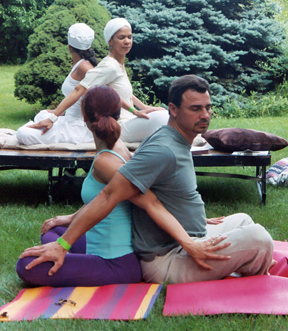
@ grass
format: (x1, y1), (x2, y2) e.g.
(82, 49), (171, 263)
(1, 65), (288, 330)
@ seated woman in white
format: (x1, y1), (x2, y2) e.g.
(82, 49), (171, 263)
(18, 18), (169, 144)
(17, 23), (97, 145)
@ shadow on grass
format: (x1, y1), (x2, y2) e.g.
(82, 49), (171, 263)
(0, 170), (83, 205)
(5, 107), (39, 124)
(9, 112), (35, 123)
(197, 176), (258, 205)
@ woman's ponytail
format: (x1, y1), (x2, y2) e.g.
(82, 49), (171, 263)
(81, 85), (122, 149)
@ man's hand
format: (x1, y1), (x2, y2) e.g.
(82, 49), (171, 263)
(19, 241), (67, 276)
(185, 235), (231, 270)
(28, 119), (53, 134)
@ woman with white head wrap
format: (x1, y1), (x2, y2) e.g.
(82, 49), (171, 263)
(17, 23), (98, 145)
(20, 18), (169, 144)
(81, 17), (169, 143)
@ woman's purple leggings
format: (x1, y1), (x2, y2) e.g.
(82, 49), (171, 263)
(16, 226), (142, 287)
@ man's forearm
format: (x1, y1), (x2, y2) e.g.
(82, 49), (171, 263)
(61, 189), (116, 245)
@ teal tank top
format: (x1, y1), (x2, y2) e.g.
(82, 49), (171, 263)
(81, 149), (133, 259)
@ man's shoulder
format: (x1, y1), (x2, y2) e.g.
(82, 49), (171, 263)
(136, 127), (173, 152)
(139, 126), (187, 153)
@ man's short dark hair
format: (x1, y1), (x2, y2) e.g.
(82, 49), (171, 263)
(168, 75), (211, 108)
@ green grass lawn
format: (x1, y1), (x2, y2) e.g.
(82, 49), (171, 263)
(1, 66), (288, 330)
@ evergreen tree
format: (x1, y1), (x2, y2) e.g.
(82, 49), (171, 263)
(99, 0), (286, 105)
(14, 0), (110, 107)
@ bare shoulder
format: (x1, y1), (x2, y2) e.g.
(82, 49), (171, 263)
(113, 140), (132, 162)
(92, 148), (127, 184)
(74, 60), (94, 80)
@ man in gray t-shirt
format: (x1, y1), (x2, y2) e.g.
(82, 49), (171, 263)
(119, 74), (273, 283)
(119, 125), (207, 262)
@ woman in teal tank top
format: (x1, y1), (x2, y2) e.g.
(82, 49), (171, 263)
(16, 85), (141, 286)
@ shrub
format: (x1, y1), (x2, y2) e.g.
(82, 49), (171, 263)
(213, 79), (288, 118)
(0, 0), (54, 64)
(14, 0), (110, 107)
(131, 76), (162, 106)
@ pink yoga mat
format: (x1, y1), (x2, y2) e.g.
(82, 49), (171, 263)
(163, 275), (288, 316)
(164, 240), (288, 316)
(273, 240), (288, 262)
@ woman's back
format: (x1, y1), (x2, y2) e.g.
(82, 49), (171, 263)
(81, 142), (134, 259)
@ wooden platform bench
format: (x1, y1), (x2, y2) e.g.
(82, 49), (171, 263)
(0, 149), (271, 204)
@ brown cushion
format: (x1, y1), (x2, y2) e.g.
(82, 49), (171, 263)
(202, 128), (288, 153)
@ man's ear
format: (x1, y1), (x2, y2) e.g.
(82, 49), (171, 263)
(168, 102), (178, 118)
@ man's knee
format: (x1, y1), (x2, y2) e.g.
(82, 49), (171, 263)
(226, 212), (254, 226)
(242, 223), (273, 252)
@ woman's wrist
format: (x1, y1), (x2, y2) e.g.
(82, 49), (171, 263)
(47, 113), (58, 123)
(129, 106), (136, 114)
(56, 237), (71, 251)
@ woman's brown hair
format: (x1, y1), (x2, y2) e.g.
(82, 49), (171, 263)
(81, 85), (121, 149)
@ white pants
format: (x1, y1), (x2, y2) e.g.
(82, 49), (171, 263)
(120, 110), (169, 143)
(141, 213), (274, 284)
(16, 110), (93, 145)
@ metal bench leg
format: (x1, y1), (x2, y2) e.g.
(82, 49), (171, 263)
(261, 165), (267, 205)
(256, 166), (266, 205)
(47, 167), (65, 205)
(48, 168), (53, 205)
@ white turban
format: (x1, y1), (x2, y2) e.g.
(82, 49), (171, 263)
(103, 18), (132, 45)
(68, 23), (94, 50)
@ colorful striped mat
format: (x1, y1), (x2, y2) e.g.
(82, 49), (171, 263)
(0, 283), (162, 321)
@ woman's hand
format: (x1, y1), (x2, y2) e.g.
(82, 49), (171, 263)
(142, 105), (166, 113)
(28, 118), (53, 134)
(47, 109), (65, 116)
(133, 106), (167, 119)
(41, 215), (74, 235)
(184, 235), (231, 270)
(19, 241), (67, 276)
(133, 109), (151, 119)
(206, 216), (225, 225)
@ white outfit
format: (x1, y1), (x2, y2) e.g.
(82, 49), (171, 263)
(17, 59), (93, 145)
(80, 56), (169, 143)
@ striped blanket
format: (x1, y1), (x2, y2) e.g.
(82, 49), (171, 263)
(266, 157), (288, 186)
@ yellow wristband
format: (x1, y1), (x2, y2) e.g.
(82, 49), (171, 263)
(57, 237), (71, 251)
(129, 107), (135, 113)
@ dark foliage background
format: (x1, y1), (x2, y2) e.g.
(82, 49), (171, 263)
(0, 0), (54, 64)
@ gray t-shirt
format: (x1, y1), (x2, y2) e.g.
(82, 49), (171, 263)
(119, 125), (207, 261)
